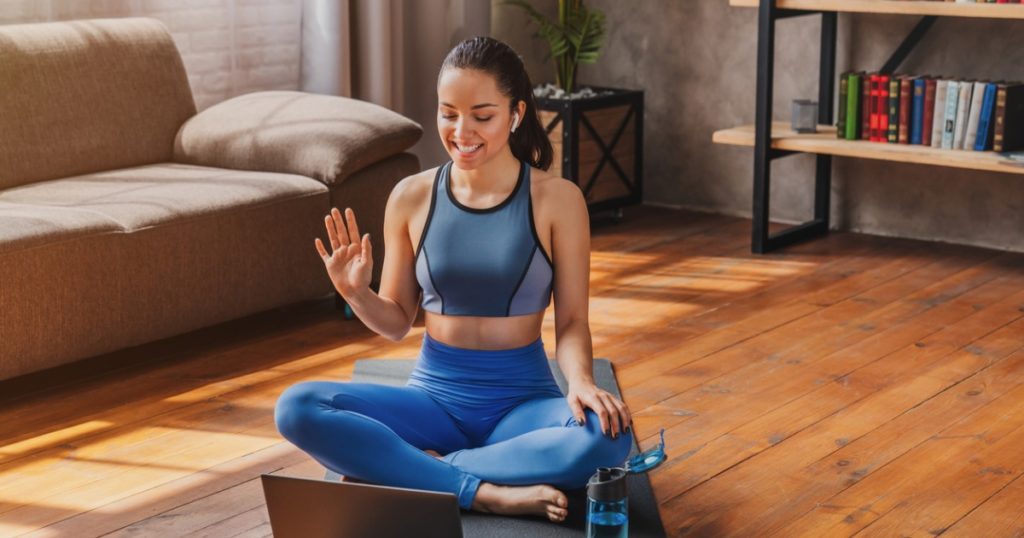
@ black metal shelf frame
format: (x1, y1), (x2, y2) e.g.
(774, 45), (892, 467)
(751, 1), (936, 253)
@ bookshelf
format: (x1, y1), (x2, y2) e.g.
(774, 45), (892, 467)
(713, 123), (1024, 175)
(716, 0), (1024, 253)
(731, 0), (1024, 19)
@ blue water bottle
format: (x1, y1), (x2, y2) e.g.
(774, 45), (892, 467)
(585, 428), (667, 538)
(585, 466), (628, 538)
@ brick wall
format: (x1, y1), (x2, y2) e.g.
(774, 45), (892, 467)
(0, 0), (301, 110)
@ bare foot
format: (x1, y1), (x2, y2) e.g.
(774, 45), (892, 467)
(471, 482), (569, 523)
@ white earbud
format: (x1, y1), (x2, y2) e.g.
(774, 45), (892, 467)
(511, 112), (520, 133)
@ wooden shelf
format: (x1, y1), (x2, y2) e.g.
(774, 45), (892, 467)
(713, 122), (1024, 175)
(730, 0), (1024, 19)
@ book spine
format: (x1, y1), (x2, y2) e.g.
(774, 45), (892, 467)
(931, 80), (948, 148)
(870, 75), (880, 142)
(837, 72), (849, 139)
(942, 80), (959, 150)
(876, 75), (889, 142)
(922, 78), (937, 146)
(880, 75), (890, 143)
(911, 77), (925, 145)
(1001, 85), (1024, 151)
(846, 73), (861, 140)
(888, 77), (899, 143)
(994, 84), (1007, 152)
(899, 77), (912, 144)
(974, 83), (996, 151)
(861, 73), (872, 140)
(964, 81), (986, 151)
(953, 81), (973, 150)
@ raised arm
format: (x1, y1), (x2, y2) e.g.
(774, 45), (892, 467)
(317, 175), (424, 341)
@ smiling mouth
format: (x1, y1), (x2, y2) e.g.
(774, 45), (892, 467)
(452, 142), (483, 154)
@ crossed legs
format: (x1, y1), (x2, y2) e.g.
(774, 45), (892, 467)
(274, 381), (481, 509)
(442, 396), (634, 489)
(274, 380), (633, 518)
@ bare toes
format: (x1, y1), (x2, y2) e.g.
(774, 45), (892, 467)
(546, 489), (568, 508)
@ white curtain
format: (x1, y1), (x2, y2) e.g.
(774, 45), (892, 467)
(301, 0), (491, 167)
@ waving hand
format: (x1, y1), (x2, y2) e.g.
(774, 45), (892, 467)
(314, 207), (373, 297)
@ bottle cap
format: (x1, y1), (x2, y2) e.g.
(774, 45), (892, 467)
(587, 466), (628, 502)
(624, 428), (667, 474)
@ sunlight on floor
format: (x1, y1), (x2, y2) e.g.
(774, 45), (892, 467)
(658, 256), (817, 279)
(590, 297), (703, 329)
(161, 342), (378, 405)
(591, 255), (819, 316)
(0, 420), (114, 459)
(592, 253), (817, 286)
(0, 434), (282, 535)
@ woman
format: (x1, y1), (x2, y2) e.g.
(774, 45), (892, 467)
(274, 36), (633, 523)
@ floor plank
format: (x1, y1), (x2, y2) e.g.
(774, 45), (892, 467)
(942, 470), (1024, 537)
(661, 289), (1024, 535)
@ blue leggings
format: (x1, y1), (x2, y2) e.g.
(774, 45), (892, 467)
(274, 332), (633, 509)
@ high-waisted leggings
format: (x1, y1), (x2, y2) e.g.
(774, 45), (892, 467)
(274, 332), (633, 509)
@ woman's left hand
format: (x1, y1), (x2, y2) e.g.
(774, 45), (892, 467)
(566, 381), (632, 439)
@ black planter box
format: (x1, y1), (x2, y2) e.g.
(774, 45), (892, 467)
(535, 86), (644, 215)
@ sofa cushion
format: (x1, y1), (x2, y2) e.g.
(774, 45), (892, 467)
(0, 163), (329, 232)
(0, 18), (196, 190)
(0, 202), (122, 255)
(0, 174), (333, 383)
(174, 91), (422, 186)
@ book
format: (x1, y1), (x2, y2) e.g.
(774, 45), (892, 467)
(922, 78), (937, 146)
(964, 81), (987, 151)
(975, 82), (997, 151)
(993, 83), (1024, 152)
(837, 71), (849, 139)
(911, 77), (926, 145)
(931, 79), (948, 148)
(861, 72), (873, 140)
(941, 80), (959, 150)
(846, 72), (862, 140)
(869, 75), (879, 141)
(899, 76), (912, 144)
(953, 80), (973, 150)
(888, 76), (900, 143)
(878, 75), (891, 142)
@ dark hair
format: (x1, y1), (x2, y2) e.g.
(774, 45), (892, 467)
(438, 36), (553, 171)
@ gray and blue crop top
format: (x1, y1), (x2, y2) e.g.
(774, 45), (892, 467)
(415, 160), (554, 317)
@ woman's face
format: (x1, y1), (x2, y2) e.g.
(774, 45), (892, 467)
(437, 68), (515, 169)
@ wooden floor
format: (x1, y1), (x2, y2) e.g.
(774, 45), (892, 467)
(2, 206), (1023, 537)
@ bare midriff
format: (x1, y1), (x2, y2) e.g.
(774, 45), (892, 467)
(424, 310), (546, 350)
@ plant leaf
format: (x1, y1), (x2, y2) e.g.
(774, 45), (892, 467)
(502, 0), (606, 91)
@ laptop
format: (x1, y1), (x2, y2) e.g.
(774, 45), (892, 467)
(260, 473), (464, 538)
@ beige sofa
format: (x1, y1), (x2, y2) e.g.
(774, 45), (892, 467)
(0, 18), (422, 382)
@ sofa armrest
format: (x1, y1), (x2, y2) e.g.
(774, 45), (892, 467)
(173, 91), (422, 185)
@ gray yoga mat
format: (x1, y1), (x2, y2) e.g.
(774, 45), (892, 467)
(323, 358), (667, 538)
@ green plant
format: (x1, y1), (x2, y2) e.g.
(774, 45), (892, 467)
(504, 0), (607, 94)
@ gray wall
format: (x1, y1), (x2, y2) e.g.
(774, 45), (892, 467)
(492, 1), (1024, 252)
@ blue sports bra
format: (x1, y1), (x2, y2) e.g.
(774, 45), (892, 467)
(415, 160), (554, 317)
